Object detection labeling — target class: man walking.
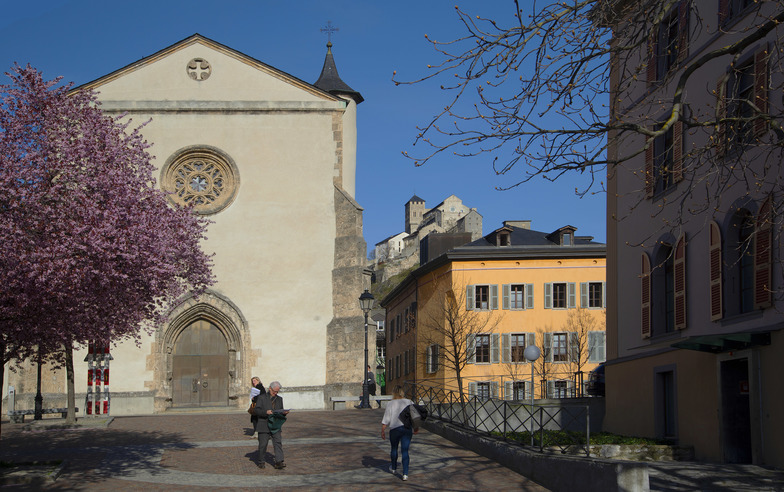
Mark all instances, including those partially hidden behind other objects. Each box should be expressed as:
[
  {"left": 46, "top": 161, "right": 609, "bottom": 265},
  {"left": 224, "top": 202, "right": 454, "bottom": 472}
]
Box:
[{"left": 254, "top": 381, "right": 289, "bottom": 469}]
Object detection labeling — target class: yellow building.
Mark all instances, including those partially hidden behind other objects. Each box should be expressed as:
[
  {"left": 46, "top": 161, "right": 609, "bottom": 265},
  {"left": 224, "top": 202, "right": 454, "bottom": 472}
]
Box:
[{"left": 381, "top": 221, "right": 606, "bottom": 401}]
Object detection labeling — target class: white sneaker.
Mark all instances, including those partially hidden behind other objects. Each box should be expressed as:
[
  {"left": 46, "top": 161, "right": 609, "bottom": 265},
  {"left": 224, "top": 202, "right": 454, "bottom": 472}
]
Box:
[
  {"left": 388, "top": 465, "right": 396, "bottom": 474},
  {"left": 251, "top": 432, "right": 258, "bottom": 439},
  {"left": 402, "top": 474, "right": 408, "bottom": 481}
]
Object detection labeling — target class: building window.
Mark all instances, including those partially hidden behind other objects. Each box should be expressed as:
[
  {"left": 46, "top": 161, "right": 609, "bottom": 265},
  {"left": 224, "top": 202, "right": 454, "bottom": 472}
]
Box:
[
  {"left": 475, "top": 334, "right": 491, "bottom": 363},
  {"left": 553, "top": 380, "right": 569, "bottom": 398},
  {"left": 475, "top": 285, "right": 489, "bottom": 310},
  {"left": 426, "top": 344, "right": 439, "bottom": 374},
  {"left": 727, "top": 60, "right": 756, "bottom": 149},
  {"left": 396, "top": 314, "right": 402, "bottom": 338},
  {"left": 552, "top": 283, "right": 566, "bottom": 309},
  {"left": 476, "top": 382, "right": 491, "bottom": 400},
  {"left": 404, "top": 308, "right": 409, "bottom": 333},
  {"left": 545, "top": 282, "right": 576, "bottom": 309},
  {"left": 510, "top": 333, "right": 527, "bottom": 363},
  {"left": 656, "top": 8, "right": 680, "bottom": 76},
  {"left": 503, "top": 283, "right": 533, "bottom": 310},
  {"left": 467, "top": 285, "right": 499, "bottom": 310},
  {"left": 513, "top": 381, "right": 527, "bottom": 400},
  {"left": 562, "top": 232, "right": 572, "bottom": 246},
  {"left": 553, "top": 333, "right": 568, "bottom": 362},
  {"left": 588, "top": 331, "right": 606, "bottom": 363},
  {"left": 161, "top": 146, "right": 239, "bottom": 215},
  {"left": 721, "top": 0, "right": 755, "bottom": 24},
  {"left": 510, "top": 285, "right": 525, "bottom": 309},
  {"left": 653, "top": 124, "right": 675, "bottom": 195}
]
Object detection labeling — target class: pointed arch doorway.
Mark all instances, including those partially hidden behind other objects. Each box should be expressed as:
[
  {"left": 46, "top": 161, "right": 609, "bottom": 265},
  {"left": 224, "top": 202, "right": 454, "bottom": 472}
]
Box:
[{"left": 171, "top": 319, "right": 229, "bottom": 407}]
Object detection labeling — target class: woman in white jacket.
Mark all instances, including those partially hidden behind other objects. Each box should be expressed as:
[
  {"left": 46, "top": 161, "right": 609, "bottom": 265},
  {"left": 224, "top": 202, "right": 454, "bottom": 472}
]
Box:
[{"left": 380, "top": 385, "right": 418, "bottom": 481}]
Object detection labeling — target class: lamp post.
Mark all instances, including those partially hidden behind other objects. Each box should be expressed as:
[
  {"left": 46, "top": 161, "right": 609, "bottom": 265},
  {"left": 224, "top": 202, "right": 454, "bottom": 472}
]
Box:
[
  {"left": 358, "top": 289, "right": 375, "bottom": 409},
  {"left": 524, "top": 345, "right": 541, "bottom": 446}
]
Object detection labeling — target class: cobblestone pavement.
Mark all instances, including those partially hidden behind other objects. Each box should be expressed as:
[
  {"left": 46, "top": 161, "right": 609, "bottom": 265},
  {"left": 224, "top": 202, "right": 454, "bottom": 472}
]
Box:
[{"left": 0, "top": 409, "right": 549, "bottom": 491}]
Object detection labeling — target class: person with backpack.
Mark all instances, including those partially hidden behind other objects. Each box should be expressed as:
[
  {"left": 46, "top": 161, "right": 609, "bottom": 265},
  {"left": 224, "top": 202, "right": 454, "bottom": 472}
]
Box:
[{"left": 380, "top": 385, "right": 418, "bottom": 481}]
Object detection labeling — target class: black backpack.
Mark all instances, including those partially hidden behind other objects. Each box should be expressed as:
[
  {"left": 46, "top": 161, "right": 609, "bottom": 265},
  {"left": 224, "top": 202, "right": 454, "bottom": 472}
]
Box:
[{"left": 399, "top": 404, "right": 429, "bottom": 430}]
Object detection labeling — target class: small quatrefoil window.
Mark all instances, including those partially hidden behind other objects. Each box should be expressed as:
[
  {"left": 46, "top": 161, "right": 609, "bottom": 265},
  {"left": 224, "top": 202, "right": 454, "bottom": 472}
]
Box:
[{"left": 187, "top": 58, "right": 211, "bottom": 81}]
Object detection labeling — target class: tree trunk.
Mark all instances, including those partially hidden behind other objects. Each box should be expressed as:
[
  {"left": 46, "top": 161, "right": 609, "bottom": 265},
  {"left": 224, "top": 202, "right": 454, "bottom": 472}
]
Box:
[{"left": 65, "top": 343, "right": 76, "bottom": 424}]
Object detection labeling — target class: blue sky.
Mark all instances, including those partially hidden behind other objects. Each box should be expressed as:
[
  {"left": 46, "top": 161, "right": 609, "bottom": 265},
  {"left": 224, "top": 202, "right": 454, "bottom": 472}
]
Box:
[{"left": 0, "top": 0, "right": 606, "bottom": 250}]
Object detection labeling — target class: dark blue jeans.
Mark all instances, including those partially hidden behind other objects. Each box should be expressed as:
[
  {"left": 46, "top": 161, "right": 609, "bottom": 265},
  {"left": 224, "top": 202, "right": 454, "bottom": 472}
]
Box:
[{"left": 389, "top": 425, "right": 413, "bottom": 475}]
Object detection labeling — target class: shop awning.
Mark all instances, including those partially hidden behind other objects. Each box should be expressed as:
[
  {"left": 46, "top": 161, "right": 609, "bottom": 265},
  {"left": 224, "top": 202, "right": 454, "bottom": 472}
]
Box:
[{"left": 671, "top": 331, "right": 771, "bottom": 353}]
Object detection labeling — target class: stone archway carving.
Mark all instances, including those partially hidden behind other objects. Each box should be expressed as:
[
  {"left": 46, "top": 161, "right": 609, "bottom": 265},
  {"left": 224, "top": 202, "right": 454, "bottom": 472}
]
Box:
[{"left": 151, "top": 290, "right": 251, "bottom": 411}]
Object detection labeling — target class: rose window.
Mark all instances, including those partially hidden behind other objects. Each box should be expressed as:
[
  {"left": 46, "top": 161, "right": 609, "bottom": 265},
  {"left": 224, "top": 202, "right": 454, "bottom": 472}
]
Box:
[{"left": 162, "top": 147, "right": 239, "bottom": 215}]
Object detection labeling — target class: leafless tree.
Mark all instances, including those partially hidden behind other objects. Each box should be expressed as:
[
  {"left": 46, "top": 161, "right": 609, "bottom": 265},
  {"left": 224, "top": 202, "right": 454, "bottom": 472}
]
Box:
[
  {"left": 395, "top": 1, "right": 784, "bottom": 279},
  {"left": 418, "top": 274, "right": 502, "bottom": 402},
  {"left": 564, "top": 308, "right": 605, "bottom": 395}
]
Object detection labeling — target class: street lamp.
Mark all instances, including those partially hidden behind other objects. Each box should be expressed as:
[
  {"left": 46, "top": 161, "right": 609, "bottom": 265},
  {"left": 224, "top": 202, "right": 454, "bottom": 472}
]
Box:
[
  {"left": 358, "top": 289, "right": 375, "bottom": 409},
  {"left": 524, "top": 345, "right": 541, "bottom": 446}
]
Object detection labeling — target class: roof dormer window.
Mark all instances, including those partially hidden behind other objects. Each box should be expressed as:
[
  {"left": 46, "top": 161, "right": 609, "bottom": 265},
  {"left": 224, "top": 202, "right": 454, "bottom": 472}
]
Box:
[
  {"left": 563, "top": 232, "right": 572, "bottom": 246},
  {"left": 497, "top": 231, "right": 511, "bottom": 247}
]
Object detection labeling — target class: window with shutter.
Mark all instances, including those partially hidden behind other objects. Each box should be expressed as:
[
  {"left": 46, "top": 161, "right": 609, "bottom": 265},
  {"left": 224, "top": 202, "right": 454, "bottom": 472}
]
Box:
[
  {"left": 553, "top": 332, "right": 568, "bottom": 362},
  {"left": 721, "top": 47, "right": 768, "bottom": 153},
  {"left": 491, "top": 333, "right": 500, "bottom": 363},
  {"left": 754, "top": 196, "right": 773, "bottom": 309},
  {"left": 642, "top": 253, "right": 652, "bottom": 338},
  {"left": 475, "top": 334, "right": 491, "bottom": 363},
  {"left": 710, "top": 221, "right": 723, "bottom": 321},
  {"left": 466, "top": 334, "right": 476, "bottom": 364},
  {"left": 588, "top": 331, "right": 606, "bottom": 363},
  {"left": 526, "top": 283, "right": 535, "bottom": 309},
  {"left": 648, "top": 1, "right": 688, "bottom": 83},
  {"left": 544, "top": 332, "right": 554, "bottom": 362},
  {"left": 674, "top": 234, "right": 687, "bottom": 330}
]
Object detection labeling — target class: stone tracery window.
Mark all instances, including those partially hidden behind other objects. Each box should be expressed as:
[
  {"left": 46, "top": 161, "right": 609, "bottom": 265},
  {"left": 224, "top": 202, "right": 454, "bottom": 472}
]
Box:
[{"left": 161, "top": 146, "right": 239, "bottom": 215}]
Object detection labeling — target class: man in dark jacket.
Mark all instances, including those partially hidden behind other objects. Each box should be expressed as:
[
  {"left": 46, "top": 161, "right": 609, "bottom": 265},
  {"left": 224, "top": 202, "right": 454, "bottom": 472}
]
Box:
[{"left": 254, "top": 381, "right": 289, "bottom": 469}]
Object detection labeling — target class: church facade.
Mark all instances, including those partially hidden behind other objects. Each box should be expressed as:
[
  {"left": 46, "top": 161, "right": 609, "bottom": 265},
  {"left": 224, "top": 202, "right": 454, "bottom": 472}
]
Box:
[{"left": 4, "top": 34, "right": 369, "bottom": 414}]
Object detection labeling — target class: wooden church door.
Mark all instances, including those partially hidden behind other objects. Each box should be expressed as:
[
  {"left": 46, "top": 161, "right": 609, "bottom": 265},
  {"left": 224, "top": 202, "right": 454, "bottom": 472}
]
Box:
[{"left": 172, "top": 320, "right": 229, "bottom": 407}]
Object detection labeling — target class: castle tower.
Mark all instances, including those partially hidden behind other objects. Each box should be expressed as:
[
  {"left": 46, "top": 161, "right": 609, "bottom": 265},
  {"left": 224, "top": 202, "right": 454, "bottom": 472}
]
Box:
[{"left": 405, "top": 195, "right": 426, "bottom": 234}]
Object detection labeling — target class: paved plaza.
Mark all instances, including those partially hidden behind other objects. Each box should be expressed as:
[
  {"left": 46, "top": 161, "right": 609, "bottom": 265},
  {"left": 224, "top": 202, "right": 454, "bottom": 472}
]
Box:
[
  {"left": 2, "top": 408, "right": 784, "bottom": 491},
  {"left": 0, "top": 408, "right": 549, "bottom": 491}
]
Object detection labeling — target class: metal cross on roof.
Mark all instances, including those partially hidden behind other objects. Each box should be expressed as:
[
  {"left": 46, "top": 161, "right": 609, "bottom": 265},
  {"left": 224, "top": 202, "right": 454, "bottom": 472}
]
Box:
[{"left": 320, "top": 21, "right": 339, "bottom": 43}]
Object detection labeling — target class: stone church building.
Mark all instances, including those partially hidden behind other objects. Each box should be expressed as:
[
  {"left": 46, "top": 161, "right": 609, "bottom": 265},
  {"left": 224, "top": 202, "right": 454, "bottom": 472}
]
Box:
[{"left": 4, "top": 34, "right": 369, "bottom": 414}]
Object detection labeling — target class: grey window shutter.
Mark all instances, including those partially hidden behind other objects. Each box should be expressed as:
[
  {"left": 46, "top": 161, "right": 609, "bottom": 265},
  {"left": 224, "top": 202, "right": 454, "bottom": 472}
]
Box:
[
  {"left": 547, "top": 381, "right": 554, "bottom": 399},
  {"left": 568, "top": 332, "right": 579, "bottom": 362},
  {"left": 491, "top": 285, "right": 499, "bottom": 310},
  {"left": 426, "top": 346, "right": 432, "bottom": 373},
  {"left": 597, "top": 332, "right": 606, "bottom": 361},
  {"left": 528, "top": 332, "right": 536, "bottom": 352},
  {"left": 526, "top": 284, "right": 534, "bottom": 309},
  {"left": 544, "top": 332, "right": 553, "bottom": 362},
  {"left": 504, "top": 381, "right": 513, "bottom": 400},
  {"left": 544, "top": 283, "right": 552, "bottom": 309},
  {"left": 466, "top": 285, "right": 474, "bottom": 311},
  {"left": 588, "top": 332, "right": 597, "bottom": 362},
  {"left": 602, "top": 282, "right": 606, "bottom": 308},
  {"left": 466, "top": 334, "right": 476, "bottom": 364},
  {"left": 491, "top": 381, "right": 499, "bottom": 399},
  {"left": 502, "top": 284, "right": 510, "bottom": 310},
  {"left": 502, "top": 333, "right": 511, "bottom": 363},
  {"left": 468, "top": 382, "right": 477, "bottom": 397},
  {"left": 580, "top": 282, "right": 588, "bottom": 308},
  {"left": 568, "top": 282, "right": 577, "bottom": 308},
  {"left": 491, "top": 333, "right": 500, "bottom": 363}
]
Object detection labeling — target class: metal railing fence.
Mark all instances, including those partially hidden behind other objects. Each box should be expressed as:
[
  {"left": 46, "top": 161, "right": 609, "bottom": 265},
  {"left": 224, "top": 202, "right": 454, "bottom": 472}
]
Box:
[{"left": 404, "top": 379, "right": 591, "bottom": 456}]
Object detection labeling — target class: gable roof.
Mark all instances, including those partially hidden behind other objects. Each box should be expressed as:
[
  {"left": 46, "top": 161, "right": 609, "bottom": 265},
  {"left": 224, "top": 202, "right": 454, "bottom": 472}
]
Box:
[{"left": 72, "top": 33, "right": 342, "bottom": 102}]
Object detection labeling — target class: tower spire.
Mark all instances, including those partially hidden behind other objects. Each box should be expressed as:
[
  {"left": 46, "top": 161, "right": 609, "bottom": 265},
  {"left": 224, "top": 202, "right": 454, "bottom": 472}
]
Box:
[{"left": 314, "top": 21, "right": 363, "bottom": 104}]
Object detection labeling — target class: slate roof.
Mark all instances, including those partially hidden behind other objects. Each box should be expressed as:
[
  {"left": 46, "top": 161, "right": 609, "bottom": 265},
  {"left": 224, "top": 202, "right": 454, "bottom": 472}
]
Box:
[{"left": 313, "top": 42, "right": 364, "bottom": 103}]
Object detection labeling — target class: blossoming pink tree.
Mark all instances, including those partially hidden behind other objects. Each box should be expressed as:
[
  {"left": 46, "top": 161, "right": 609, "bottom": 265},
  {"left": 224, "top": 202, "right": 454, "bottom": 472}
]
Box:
[{"left": 0, "top": 65, "right": 214, "bottom": 425}]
